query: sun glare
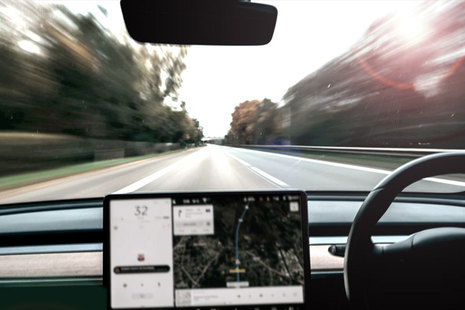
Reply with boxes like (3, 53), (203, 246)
(393, 9), (430, 44)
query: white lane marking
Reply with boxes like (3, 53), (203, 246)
(226, 152), (289, 188)
(113, 151), (199, 194)
(225, 146), (465, 188)
(112, 166), (172, 194)
(250, 167), (289, 187)
(224, 146), (391, 174)
(232, 156), (251, 167)
(423, 177), (465, 187)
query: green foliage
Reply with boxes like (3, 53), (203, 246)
(0, 1), (202, 145)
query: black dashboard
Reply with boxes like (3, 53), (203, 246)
(0, 191), (464, 309)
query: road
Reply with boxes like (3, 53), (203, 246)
(1, 144), (465, 204)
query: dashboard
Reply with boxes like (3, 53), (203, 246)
(0, 191), (465, 309)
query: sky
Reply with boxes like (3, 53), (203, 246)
(178, 1), (423, 137)
(62, 0), (423, 138)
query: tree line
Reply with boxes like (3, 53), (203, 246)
(226, 1), (465, 148)
(0, 1), (203, 145)
(224, 99), (285, 145)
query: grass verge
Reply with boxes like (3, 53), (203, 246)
(0, 149), (184, 192)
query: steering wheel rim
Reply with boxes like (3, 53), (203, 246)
(344, 151), (465, 305)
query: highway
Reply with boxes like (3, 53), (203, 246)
(1, 144), (465, 204)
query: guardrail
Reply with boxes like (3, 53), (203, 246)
(234, 144), (465, 158)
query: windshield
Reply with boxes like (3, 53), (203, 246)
(1, 0), (465, 205)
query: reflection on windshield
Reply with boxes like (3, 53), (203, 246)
(226, 1), (465, 147)
(1, 0), (465, 204)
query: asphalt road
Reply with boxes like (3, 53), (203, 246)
(1, 144), (465, 204)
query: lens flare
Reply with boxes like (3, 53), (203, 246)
(394, 13), (429, 44)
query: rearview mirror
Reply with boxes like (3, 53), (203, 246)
(120, 0), (278, 45)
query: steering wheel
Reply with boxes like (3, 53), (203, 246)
(344, 152), (465, 309)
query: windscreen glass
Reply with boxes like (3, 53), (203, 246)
(109, 193), (306, 309)
(1, 0), (465, 206)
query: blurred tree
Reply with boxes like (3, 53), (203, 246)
(0, 0), (200, 145)
(280, 0), (465, 147)
(227, 100), (260, 145)
(252, 99), (282, 144)
(226, 99), (282, 145)
(224, 2), (465, 148)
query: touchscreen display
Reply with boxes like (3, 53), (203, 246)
(105, 191), (309, 309)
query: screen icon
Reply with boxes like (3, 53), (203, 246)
(289, 201), (299, 212)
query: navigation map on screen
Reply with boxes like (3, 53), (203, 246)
(107, 192), (308, 309)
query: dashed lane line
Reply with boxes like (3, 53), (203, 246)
(226, 152), (289, 188)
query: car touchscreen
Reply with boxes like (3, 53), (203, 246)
(104, 191), (309, 309)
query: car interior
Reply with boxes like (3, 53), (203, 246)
(1, 1), (465, 309)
